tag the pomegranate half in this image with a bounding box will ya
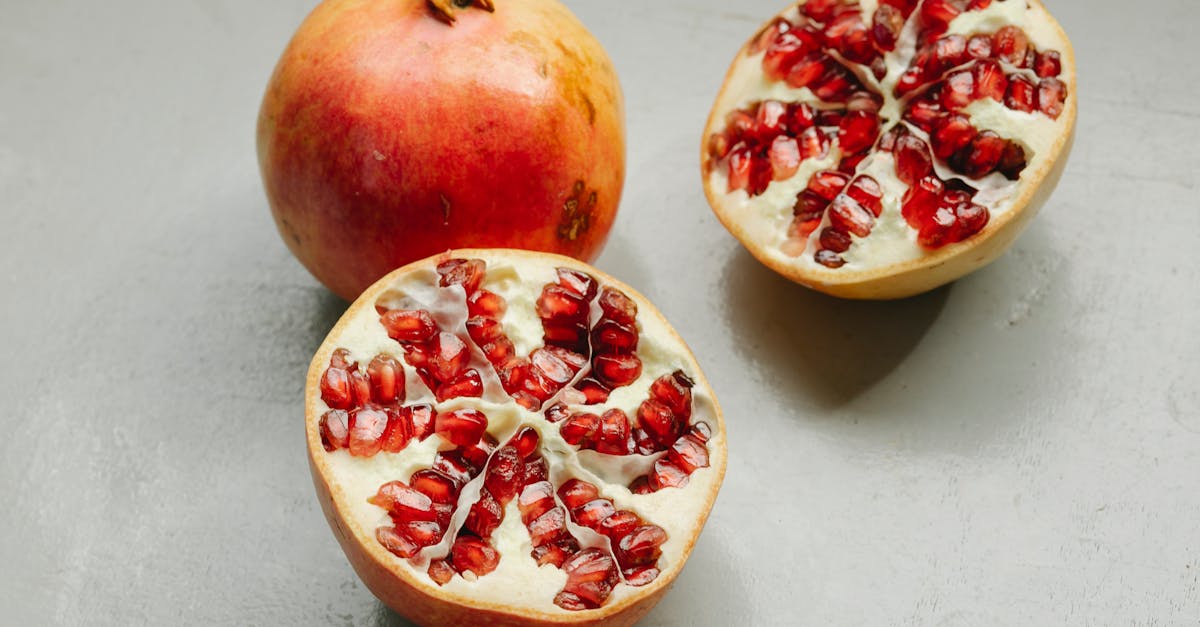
[258,0,625,301]
[306,249,726,626]
[702,0,1075,299]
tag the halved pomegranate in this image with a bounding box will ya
[306,249,726,625]
[702,0,1075,298]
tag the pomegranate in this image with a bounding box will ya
[258,0,625,301]
[307,249,726,625]
[702,0,1075,298]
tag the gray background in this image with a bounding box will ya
[2,0,1197,624]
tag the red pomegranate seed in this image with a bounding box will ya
[593,353,642,388]
[648,458,690,490]
[508,426,539,460]
[466,316,502,345]
[379,408,410,453]
[465,490,503,538]
[615,525,668,568]
[997,141,1027,179]
[531,347,578,386]
[628,476,654,495]
[571,499,617,529]
[409,469,459,504]
[1036,78,1067,118]
[594,409,633,455]
[365,354,404,404]
[830,14,875,65]
[754,99,788,139]
[819,227,852,253]
[904,98,943,133]
[434,451,475,486]
[769,135,802,180]
[598,288,636,325]
[802,0,838,21]
[933,34,967,70]
[814,249,846,269]
[528,507,570,547]
[557,549,618,610]
[668,434,710,473]
[993,25,1029,66]
[536,285,587,323]
[434,408,488,447]
[894,134,933,185]
[749,17,789,56]
[726,146,751,192]
[966,34,992,59]
[650,371,694,418]
[872,4,904,51]
[428,559,455,585]
[837,110,879,155]
[902,176,944,226]
[591,320,637,353]
[460,433,497,470]
[466,289,506,319]
[917,204,958,248]
[725,109,755,139]
[828,194,874,238]
[931,114,977,160]
[787,102,816,130]
[450,535,500,577]
[399,520,444,547]
[846,176,883,217]
[633,428,656,455]
[401,404,434,441]
[812,65,859,102]
[796,126,829,160]
[518,480,556,522]
[427,332,469,383]
[637,399,681,447]
[370,481,436,522]
[972,59,1008,102]
[380,309,437,343]
[785,53,829,89]
[1035,50,1062,78]
[347,406,387,457]
[436,258,485,294]
[523,457,549,484]
[554,267,597,301]
[348,369,370,406]
[808,170,850,201]
[954,130,1005,178]
[377,526,420,559]
[319,409,350,451]
[558,479,600,509]
[691,421,713,442]
[320,351,355,410]
[595,511,638,540]
[623,566,661,587]
[940,70,975,110]
[574,378,610,404]
[967,0,992,8]
[951,201,990,241]
[763,27,820,82]
[560,412,600,446]
[533,541,577,568]
[483,446,524,502]
[920,0,960,32]
[436,369,483,402]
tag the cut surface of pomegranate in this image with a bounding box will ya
[307,249,726,626]
[702,0,1075,298]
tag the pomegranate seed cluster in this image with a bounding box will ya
[315,258,717,611]
[704,0,1070,268]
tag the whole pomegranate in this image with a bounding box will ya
[308,249,726,625]
[702,0,1075,299]
[258,0,625,301]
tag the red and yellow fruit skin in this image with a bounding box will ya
[258,0,625,301]
[306,249,726,627]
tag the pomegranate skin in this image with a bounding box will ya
[258,0,625,301]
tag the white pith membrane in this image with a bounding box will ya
[310,251,725,615]
[703,0,1072,271]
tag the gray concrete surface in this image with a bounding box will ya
[1,0,1197,624]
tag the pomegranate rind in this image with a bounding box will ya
[701,0,1077,299]
[306,249,727,626]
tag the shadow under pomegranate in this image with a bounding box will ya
[722,247,948,409]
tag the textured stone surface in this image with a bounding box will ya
[0,0,1197,624]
